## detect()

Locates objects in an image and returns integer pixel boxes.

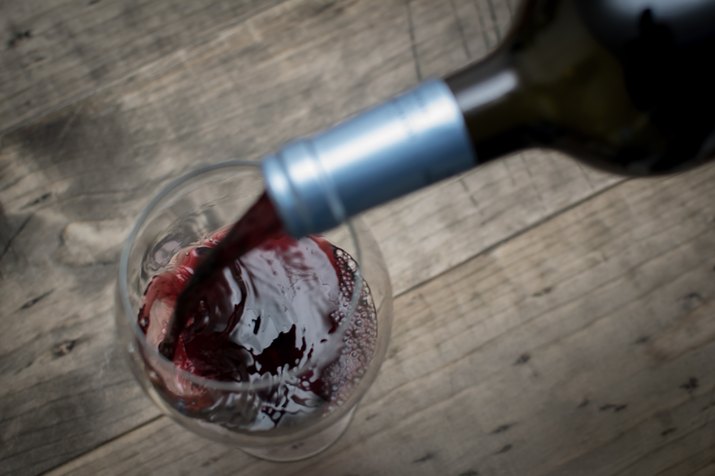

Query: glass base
[239,407,356,462]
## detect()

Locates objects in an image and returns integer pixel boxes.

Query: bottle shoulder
[507,0,715,174]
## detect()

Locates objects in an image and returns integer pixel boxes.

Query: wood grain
[48,162,715,476]
[0,0,287,132]
[2,0,712,474]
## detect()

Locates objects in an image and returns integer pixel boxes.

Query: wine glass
[115,160,392,461]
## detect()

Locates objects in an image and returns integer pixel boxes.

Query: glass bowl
[116,160,393,461]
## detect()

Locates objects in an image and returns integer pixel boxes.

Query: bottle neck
[262,80,476,238]
[446,54,533,162]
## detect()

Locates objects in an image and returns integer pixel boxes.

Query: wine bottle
[261,0,715,238]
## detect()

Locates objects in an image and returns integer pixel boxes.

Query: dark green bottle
[447,0,715,175]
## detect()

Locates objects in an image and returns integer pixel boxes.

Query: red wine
[138,221,377,428]
[158,193,282,360]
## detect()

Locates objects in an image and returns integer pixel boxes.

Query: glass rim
[118,159,364,392]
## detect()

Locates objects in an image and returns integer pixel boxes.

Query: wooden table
[2,0,714,474]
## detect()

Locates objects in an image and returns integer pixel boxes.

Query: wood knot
[52,339,77,358]
[7,30,32,49]
[599,403,628,413]
[490,423,514,434]
[494,444,513,455]
[680,377,699,394]
[532,286,553,297]
[412,452,435,464]
[19,289,54,311]
[514,353,531,365]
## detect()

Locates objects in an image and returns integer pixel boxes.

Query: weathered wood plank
[1,0,541,473]
[4,0,682,474]
[364,151,619,295]
[48,161,715,475]
[0,0,287,131]
[609,426,714,476]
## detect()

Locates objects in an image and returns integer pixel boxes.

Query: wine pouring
[177,0,715,367]
[123,0,715,462]
[172,0,715,372]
